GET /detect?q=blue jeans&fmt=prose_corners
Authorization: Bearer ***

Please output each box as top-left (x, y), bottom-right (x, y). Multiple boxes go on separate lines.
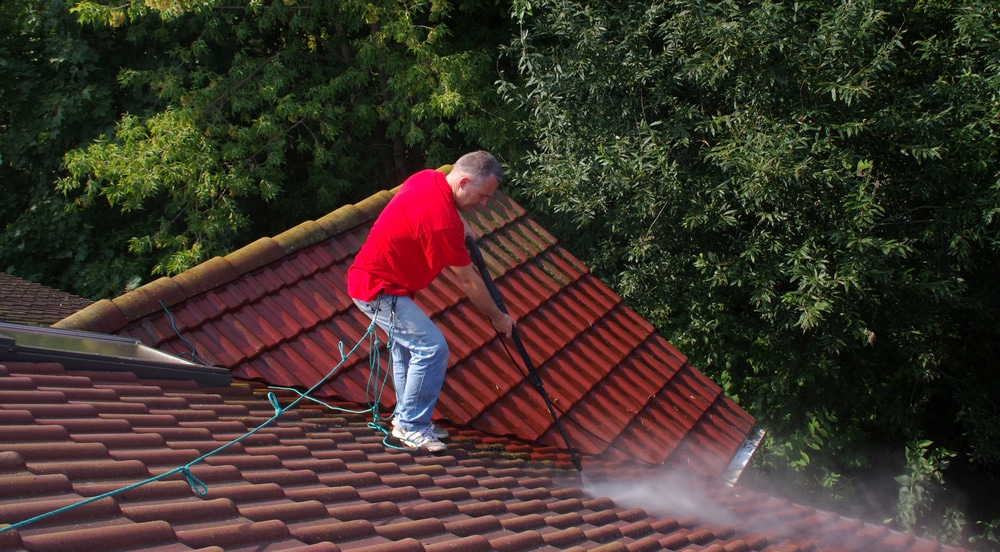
top-left (353, 295), bottom-right (448, 432)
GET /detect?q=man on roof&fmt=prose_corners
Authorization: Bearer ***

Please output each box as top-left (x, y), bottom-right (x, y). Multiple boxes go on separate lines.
top-left (347, 150), bottom-right (515, 452)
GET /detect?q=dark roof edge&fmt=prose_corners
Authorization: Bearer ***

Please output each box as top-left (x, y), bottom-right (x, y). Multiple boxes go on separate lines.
top-left (53, 186), bottom-right (402, 334)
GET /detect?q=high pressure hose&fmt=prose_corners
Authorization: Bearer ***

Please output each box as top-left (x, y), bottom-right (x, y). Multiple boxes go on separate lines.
top-left (465, 236), bottom-right (584, 472)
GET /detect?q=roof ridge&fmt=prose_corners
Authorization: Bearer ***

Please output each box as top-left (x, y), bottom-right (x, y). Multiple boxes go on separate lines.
top-left (53, 187), bottom-right (400, 335)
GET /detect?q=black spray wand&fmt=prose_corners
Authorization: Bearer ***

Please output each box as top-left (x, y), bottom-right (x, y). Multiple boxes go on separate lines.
top-left (465, 236), bottom-right (583, 472)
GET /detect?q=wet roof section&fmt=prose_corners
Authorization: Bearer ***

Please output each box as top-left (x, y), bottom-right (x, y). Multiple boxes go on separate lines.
top-left (0, 360), bottom-right (961, 551)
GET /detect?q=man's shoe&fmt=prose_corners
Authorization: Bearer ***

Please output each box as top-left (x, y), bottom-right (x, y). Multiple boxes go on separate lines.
top-left (391, 424), bottom-right (447, 452)
top-left (392, 417), bottom-right (448, 439)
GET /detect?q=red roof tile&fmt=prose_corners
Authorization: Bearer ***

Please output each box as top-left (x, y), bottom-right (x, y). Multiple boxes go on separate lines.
top-left (0, 181), bottom-right (955, 551)
top-left (54, 188), bottom-right (753, 477)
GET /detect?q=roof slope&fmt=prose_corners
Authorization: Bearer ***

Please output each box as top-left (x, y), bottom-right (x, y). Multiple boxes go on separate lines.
top-left (55, 184), bottom-right (754, 476)
top-left (0, 360), bottom-right (961, 552)
top-left (0, 274), bottom-right (93, 327)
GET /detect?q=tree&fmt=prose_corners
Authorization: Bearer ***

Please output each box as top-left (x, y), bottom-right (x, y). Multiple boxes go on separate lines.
top-left (3, 0), bottom-right (518, 297)
top-left (503, 0), bottom-right (1000, 514)
top-left (0, 0), bottom-right (148, 296)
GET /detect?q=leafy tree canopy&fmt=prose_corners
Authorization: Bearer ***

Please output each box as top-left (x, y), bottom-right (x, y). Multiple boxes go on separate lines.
top-left (3, 0), bottom-right (518, 297)
top-left (0, 0), bottom-right (149, 296)
top-left (503, 0), bottom-right (1000, 505)
top-left (6, 0), bottom-right (1000, 538)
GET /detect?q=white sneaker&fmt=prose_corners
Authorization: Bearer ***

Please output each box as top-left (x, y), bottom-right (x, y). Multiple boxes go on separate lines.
top-left (392, 418), bottom-right (448, 439)
top-left (392, 423), bottom-right (447, 452)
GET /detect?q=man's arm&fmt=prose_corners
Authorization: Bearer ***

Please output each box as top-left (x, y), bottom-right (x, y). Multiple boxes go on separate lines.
top-left (449, 263), bottom-right (514, 337)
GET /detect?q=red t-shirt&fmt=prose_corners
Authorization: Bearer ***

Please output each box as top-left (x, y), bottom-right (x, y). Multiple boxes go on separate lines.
top-left (347, 169), bottom-right (471, 301)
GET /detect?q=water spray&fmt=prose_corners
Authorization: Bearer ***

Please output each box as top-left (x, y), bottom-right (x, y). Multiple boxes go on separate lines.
top-left (465, 236), bottom-right (585, 473)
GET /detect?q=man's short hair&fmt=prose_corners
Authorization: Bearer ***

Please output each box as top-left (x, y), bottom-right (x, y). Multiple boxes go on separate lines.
top-left (453, 150), bottom-right (503, 186)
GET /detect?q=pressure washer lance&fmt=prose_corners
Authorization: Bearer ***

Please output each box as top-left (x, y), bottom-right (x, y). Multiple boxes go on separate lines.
top-left (465, 236), bottom-right (584, 472)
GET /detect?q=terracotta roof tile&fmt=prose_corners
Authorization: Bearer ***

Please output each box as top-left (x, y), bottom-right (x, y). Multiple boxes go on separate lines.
top-left (0, 182), bottom-right (962, 551)
top-left (54, 188), bottom-right (743, 469)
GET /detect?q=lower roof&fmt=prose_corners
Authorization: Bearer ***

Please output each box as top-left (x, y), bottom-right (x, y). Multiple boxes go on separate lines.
top-left (0, 274), bottom-right (92, 327)
top-left (54, 187), bottom-right (755, 477)
top-left (0, 360), bottom-right (960, 552)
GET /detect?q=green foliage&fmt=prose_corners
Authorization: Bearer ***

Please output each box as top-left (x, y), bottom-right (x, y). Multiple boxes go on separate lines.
top-left (6, 0), bottom-right (1000, 533)
top-left (754, 407), bottom-right (866, 502)
top-left (972, 519), bottom-right (1000, 549)
top-left (4, 0), bottom-right (519, 296)
top-left (503, 0), bottom-right (1000, 504)
top-left (892, 440), bottom-right (963, 544)
top-left (767, 409), bottom-right (845, 471)
top-left (0, 0), bottom-right (144, 296)
top-left (59, 109), bottom-right (260, 277)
